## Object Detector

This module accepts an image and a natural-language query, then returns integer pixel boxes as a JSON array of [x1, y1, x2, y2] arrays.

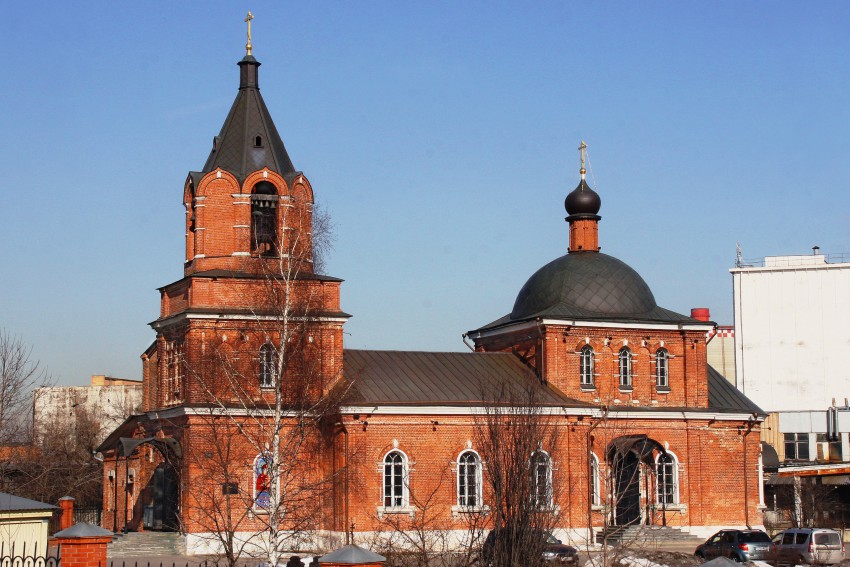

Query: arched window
[[383, 450, 409, 508], [655, 349, 669, 389], [251, 181, 278, 255], [253, 453, 272, 510], [590, 452, 601, 506], [580, 345, 595, 388], [457, 450, 482, 508], [530, 450, 552, 508], [656, 452, 679, 505], [259, 343, 277, 388], [618, 347, 632, 389]]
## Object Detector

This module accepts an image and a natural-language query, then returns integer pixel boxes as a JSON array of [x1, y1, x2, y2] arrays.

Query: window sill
[[618, 386, 634, 393], [581, 385, 597, 392], [451, 504, 490, 517], [656, 386, 671, 394], [591, 504, 604, 512], [653, 503, 686, 512], [376, 505, 416, 519], [533, 504, 561, 516]]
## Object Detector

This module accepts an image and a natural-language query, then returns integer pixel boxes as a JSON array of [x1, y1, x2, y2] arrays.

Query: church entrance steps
[[108, 532, 186, 558], [596, 525, 705, 551]]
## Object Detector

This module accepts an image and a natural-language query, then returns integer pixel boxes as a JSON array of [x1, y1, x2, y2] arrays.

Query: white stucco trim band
[[151, 311, 349, 330], [340, 405, 762, 421], [469, 318, 714, 341]]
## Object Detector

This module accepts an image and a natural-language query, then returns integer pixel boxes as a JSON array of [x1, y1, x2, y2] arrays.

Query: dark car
[[695, 529, 774, 562], [483, 529, 578, 565]]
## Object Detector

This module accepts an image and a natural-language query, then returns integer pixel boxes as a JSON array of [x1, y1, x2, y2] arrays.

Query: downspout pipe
[[335, 423, 350, 544], [743, 416, 756, 529]]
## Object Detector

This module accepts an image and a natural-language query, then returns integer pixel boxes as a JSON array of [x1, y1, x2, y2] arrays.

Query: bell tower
[[143, 19, 348, 411]]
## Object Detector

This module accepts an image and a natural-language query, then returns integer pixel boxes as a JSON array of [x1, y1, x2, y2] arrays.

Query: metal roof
[[472, 252, 704, 333], [514, 252, 656, 318], [200, 55, 295, 182], [707, 365, 765, 415], [343, 350, 583, 406], [52, 522, 113, 538], [0, 492, 56, 512], [319, 544, 385, 564]]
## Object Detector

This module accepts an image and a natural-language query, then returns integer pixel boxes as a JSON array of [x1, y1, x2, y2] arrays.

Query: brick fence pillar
[[51, 523, 114, 567], [58, 496, 75, 531]]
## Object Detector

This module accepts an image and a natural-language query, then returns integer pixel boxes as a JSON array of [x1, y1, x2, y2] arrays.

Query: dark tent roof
[[198, 55, 296, 183], [343, 350, 584, 406]]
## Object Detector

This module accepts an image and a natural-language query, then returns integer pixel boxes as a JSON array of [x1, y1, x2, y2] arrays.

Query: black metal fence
[[47, 506, 103, 534], [108, 563, 226, 567], [0, 542, 59, 567]]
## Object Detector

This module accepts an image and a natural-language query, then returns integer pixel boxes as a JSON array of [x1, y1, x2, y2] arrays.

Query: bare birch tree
[[179, 197, 345, 566]]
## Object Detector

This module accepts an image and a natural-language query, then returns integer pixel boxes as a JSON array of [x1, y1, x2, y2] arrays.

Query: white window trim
[[381, 449, 410, 511], [531, 449, 554, 510], [580, 345, 595, 388], [252, 453, 277, 514], [456, 449, 483, 509], [259, 343, 277, 389], [655, 349, 670, 389], [655, 450, 680, 507], [618, 347, 633, 389], [590, 452, 601, 508]]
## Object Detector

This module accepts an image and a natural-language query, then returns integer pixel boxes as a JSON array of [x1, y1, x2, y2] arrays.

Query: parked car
[[695, 529, 774, 562], [773, 528, 845, 566], [483, 529, 578, 565]]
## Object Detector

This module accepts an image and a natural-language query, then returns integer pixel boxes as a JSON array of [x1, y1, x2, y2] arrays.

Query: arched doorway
[[612, 450, 641, 525], [115, 436, 182, 532], [606, 435, 666, 527]]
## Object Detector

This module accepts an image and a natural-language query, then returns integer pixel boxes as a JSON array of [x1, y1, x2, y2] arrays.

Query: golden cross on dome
[[578, 140, 587, 175], [245, 11, 254, 56]]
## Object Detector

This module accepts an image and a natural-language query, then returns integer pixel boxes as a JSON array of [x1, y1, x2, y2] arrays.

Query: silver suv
[[773, 528, 845, 566]]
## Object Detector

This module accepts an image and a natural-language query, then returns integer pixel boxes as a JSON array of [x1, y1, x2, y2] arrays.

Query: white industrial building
[[731, 252, 850, 414], [731, 251, 850, 529], [33, 375, 142, 445]]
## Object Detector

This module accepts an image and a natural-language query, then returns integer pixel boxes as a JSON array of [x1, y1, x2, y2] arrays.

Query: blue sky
[[2, 2, 848, 385]]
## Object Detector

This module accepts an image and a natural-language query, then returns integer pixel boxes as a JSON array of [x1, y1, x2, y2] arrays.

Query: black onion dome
[[565, 179, 602, 217], [511, 252, 657, 319]]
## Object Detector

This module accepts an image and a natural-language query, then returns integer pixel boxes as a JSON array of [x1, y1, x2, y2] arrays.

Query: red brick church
[[98, 40, 766, 555]]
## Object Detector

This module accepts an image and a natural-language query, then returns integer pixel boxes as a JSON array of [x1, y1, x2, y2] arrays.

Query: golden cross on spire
[[245, 11, 254, 56], [578, 140, 587, 176]]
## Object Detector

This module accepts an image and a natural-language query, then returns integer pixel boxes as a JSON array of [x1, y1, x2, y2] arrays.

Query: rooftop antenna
[[245, 11, 254, 56], [812, 245, 820, 255], [736, 242, 743, 268]]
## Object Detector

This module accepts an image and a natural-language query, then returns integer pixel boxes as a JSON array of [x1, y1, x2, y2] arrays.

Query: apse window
[[254, 135, 263, 147]]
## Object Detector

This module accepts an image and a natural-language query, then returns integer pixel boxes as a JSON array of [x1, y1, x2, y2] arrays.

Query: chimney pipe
[[690, 308, 711, 322]]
